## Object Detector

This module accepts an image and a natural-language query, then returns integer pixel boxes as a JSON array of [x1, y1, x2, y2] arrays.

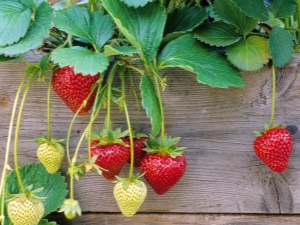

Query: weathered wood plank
[[47, 213, 300, 225], [1, 55, 300, 219]]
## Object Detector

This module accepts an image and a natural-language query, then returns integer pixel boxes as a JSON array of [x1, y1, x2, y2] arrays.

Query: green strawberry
[[113, 175, 147, 217], [59, 199, 82, 220], [36, 135, 65, 174], [7, 191, 45, 225]]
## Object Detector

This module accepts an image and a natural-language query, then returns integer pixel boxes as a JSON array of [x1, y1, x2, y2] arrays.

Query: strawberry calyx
[[58, 198, 81, 220], [91, 127, 129, 146], [115, 173, 145, 190], [35, 134, 65, 152], [143, 135, 187, 158], [7, 185, 46, 203], [70, 155, 107, 180], [253, 123, 283, 137]]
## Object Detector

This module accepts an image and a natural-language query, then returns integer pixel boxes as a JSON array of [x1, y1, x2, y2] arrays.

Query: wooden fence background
[[1, 52, 300, 224]]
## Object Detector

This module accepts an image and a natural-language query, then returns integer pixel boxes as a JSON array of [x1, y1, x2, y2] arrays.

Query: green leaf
[[213, 0, 258, 36], [194, 22, 241, 47], [120, 0, 154, 7], [102, 0, 166, 64], [0, 1, 31, 46], [226, 36, 270, 71], [164, 6, 207, 36], [269, 0, 297, 18], [231, 0, 269, 21], [0, 1, 53, 56], [54, 6, 114, 51], [269, 26, 294, 67], [104, 45, 140, 57], [4, 163, 67, 225], [51, 46, 108, 75], [38, 219, 57, 225], [0, 55, 16, 62], [140, 73, 162, 136], [158, 34, 245, 88]]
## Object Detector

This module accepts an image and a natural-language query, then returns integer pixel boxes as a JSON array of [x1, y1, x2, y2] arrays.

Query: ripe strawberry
[[140, 135, 187, 195], [113, 175, 147, 217], [126, 136, 148, 167], [52, 66, 99, 116], [254, 126, 293, 172], [36, 135, 65, 174], [90, 127, 130, 181], [7, 196, 44, 225]]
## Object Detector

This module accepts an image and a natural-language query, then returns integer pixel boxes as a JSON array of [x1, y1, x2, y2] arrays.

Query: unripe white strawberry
[[113, 175, 147, 217], [36, 136, 65, 174], [7, 197, 44, 225]]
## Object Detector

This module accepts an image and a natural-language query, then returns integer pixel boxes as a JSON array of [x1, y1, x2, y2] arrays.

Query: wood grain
[[46, 213, 300, 225], [1, 55, 300, 223]]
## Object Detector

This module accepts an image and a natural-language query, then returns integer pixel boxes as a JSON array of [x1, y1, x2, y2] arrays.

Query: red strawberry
[[140, 135, 187, 195], [126, 136, 148, 167], [90, 127, 130, 181], [253, 126, 293, 172], [52, 66, 99, 115]]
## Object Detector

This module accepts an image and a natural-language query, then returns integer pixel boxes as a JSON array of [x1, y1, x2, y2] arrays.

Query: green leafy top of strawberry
[[115, 173, 145, 190], [7, 185, 46, 203], [253, 123, 283, 137], [35, 134, 65, 152], [143, 135, 187, 158], [91, 126, 129, 146]]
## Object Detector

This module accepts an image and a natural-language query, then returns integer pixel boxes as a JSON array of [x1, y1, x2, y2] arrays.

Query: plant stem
[[128, 69, 140, 131], [87, 77, 104, 160], [153, 72, 165, 146], [119, 68, 134, 178], [297, 0, 300, 44], [106, 62, 119, 132], [65, 82, 100, 165], [270, 62, 276, 127], [0, 72, 32, 221], [14, 72, 38, 194], [47, 75, 52, 141]]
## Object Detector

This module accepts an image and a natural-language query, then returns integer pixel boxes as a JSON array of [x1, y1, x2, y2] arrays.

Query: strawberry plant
[[0, 0, 299, 223]]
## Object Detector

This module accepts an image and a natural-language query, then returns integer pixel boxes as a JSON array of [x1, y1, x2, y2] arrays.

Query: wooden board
[[1, 54, 300, 224]]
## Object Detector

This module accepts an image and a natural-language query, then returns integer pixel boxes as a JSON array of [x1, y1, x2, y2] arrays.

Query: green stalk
[[14, 72, 38, 194], [128, 69, 140, 131], [270, 62, 276, 127], [119, 68, 135, 178], [297, 0, 300, 44], [69, 91, 106, 200], [0, 72, 32, 221], [87, 76, 104, 160], [106, 62, 119, 132], [47, 75, 52, 141], [65, 82, 100, 165], [153, 72, 165, 146]]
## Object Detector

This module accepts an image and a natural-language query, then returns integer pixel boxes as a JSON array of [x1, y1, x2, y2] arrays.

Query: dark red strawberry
[[90, 127, 130, 181], [52, 66, 99, 115], [126, 136, 148, 167], [140, 135, 187, 195], [254, 126, 293, 172]]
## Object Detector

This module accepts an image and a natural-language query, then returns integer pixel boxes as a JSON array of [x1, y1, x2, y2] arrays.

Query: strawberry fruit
[[36, 135, 65, 174], [90, 127, 130, 181], [140, 135, 187, 195], [113, 175, 147, 217], [52, 66, 99, 115], [253, 126, 293, 172], [126, 136, 148, 167], [7, 192, 45, 225]]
